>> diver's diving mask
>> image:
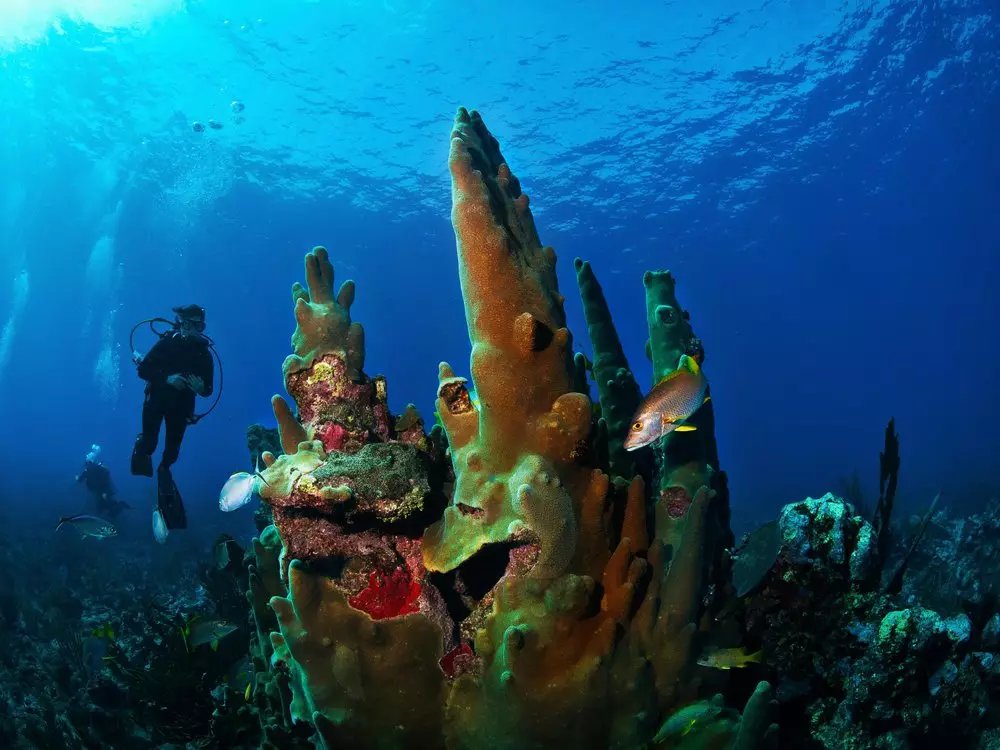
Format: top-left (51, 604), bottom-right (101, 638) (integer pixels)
top-left (176, 316), bottom-right (206, 333)
top-left (172, 305), bottom-right (206, 333)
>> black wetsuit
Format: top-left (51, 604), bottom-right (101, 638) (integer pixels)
top-left (77, 461), bottom-right (129, 518)
top-left (132, 332), bottom-right (214, 473)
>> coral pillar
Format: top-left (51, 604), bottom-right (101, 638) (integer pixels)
top-left (643, 270), bottom-right (733, 557)
top-left (573, 257), bottom-right (645, 480)
top-left (255, 247), bottom-right (451, 747)
top-left (423, 108), bottom-right (768, 750)
top-left (423, 107), bottom-right (601, 582)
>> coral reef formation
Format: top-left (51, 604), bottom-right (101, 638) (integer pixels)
top-left (0, 523), bottom-right (262, 749)
top-left (4, 108), bottom-right (998, 750)
top-left (736, 492), bottom-right (1000, 748)
top-left (902, 497), bottom-right (1000, 619)
top-left (244, 108), bottom-right (775, 749)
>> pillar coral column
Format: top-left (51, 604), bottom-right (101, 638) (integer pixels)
top-left (573, 257), bottom-right (645, 481)
top-left (423, 108), bottom-right (602, 583)
top-left (258, 246), bottom-right (442, 579)
top-left (254, 247), bottom-right (454, 747)
top-left (643, 270), bottom-right (733, 559)
top-left (424, 109), bottom-right (773, 750)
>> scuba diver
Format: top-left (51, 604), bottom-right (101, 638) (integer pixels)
top-left (130, 304), bottom-right (216, 538)
top-left (75, 444), bottom-right (131, 519)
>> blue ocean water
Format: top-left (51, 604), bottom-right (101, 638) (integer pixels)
top-left (0, 0), bottom-right (996, 544)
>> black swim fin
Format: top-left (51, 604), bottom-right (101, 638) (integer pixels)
top-left (156, 468), bottom-right (188, 530)
top-left (131, 435), bottom-right (154, 477)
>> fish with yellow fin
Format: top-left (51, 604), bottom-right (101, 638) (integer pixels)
top-left (696, 646), bottom-right (763, 670)
top-left (624, 354), bottom-right (709, 451)
top-left (91, 621), bottom-right (115, 641)
top-left (650, 699), bottom-right (724, 744)
top-left (180, 615), bottom-right (239, 652)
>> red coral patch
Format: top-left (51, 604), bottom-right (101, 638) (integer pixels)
top-left (316, 421), bottom-right (350, 453)
top-left (348, 567), bottom-right (421, 620)
top-left (439, 642), bottom-right (475, 678)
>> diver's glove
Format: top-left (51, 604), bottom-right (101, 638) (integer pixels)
top-left (166, 373), bottom-right (187, 389)
top-left (132, 350), bottom-right (144, 365)
top-left (186, 374), bottom-right (206, 395)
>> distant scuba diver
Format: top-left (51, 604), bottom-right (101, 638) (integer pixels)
top-left (129, 304), bottom-right (223, 541)
top-left (75, 443), bottom-right (131, 519)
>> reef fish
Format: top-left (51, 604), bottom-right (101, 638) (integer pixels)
top-left (696, 646), bottom-right (763, 670)
top-left (224, 655), bottom-right (254, 698)
top-left (55, 514), bottom-right (118, 539)
top-left (152, 509), bottom-right (169, 545)
top-left (219, 459), bottom-right (269, 512)
top-left (731, 519), bottom-right (783, 597)
top-left (623, 354), bottom-right (709, 451)
top-left (213, 534), bottom-right (245, 571)
top-left (183, 617), bottom-right (239, 650)
top-left (651, 700), bottom-right (723, 743)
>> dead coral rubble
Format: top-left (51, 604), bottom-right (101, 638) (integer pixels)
top-left (247, 108), bottom-right (775, 749)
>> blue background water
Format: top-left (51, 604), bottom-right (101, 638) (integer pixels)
top-left (0, 0), bottom-right (996, 547)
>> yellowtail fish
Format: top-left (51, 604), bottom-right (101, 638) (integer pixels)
top-left (696, 646), bottom-right (763, 670)
top-left (624, 354), bottom-right (709, 451)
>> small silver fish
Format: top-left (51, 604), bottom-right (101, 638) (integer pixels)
top-left (219, 458), bottom-right (269, 512)
top-left (213, 535), bottom-right (244, 571)
top-left (152, 509), bottom-right (169, 545)
top-left (624, 354), bottom-right (709, 451)
top-left (55, 514), bottom-right (118, 539)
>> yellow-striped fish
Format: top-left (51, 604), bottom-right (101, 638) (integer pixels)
top-left (696, 647), bottom-right (763, 670)
top-left (624, 355), bottom-right (709, 451)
